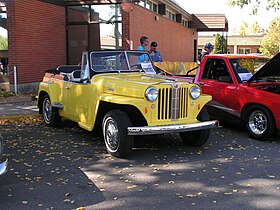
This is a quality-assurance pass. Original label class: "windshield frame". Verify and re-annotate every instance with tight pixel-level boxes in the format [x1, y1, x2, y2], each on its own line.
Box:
[89, 50, 156, 74]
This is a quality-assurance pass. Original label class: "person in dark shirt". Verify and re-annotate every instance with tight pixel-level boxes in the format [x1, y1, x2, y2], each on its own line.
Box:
[149, 41, 162, 62]
[200, 42, 214, 61]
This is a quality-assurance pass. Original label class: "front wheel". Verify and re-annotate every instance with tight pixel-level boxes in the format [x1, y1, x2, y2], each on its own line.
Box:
[245, 105, 275, 141]
[102, 110, 134, 158]
[179, 108, 210, 146]
[42, 95, 61, 127]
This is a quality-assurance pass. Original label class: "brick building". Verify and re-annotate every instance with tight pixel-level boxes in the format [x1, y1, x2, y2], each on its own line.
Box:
[6, 0, 228, 93]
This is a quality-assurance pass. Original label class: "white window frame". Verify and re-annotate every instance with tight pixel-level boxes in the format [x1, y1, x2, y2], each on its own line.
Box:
[182, 19, 189, 27]
[238, 48, 251, 54]
[166, 9, 175, 21]
[137, 0, 158, 13]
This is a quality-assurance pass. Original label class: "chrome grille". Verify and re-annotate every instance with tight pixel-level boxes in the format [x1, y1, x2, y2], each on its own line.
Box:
[158, 85, 188, 120]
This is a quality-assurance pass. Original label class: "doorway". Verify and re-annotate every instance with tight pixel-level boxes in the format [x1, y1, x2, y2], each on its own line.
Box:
[66, 4, 122, 65]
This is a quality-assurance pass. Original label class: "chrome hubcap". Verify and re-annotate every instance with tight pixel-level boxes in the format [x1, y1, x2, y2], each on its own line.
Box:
[248, 110, 267, 135]
[43, 98, 52, 123]
[104, 118, 119, 152]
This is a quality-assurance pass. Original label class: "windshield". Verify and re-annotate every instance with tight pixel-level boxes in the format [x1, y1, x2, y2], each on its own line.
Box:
[229, 58, 269, 82]
[90, 51, 156, 74]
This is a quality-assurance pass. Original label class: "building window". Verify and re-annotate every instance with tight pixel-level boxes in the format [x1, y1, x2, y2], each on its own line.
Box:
[146, 0, 152, 10]
[166, 10, 175, 21]
[138, 0, 145, 7]
[238, 48, 251, 54]
[182, 19, 188, 27]
[137, 0, 158, 13]
[153, 3, 158, 13]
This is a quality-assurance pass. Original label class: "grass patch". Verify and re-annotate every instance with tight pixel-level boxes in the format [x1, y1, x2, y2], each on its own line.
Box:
[0, 91, 16, 98]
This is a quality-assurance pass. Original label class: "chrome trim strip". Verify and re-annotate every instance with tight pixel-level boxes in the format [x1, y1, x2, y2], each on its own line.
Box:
[127, 120, 219, 135]
[207, 100, 241, 117]
[0, 159, 8, 175]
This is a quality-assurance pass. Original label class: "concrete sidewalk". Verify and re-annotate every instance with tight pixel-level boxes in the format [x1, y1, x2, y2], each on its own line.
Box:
[0, 94, 39, 118]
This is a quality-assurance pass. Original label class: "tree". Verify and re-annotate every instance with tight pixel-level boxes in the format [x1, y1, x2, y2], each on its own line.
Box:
[213, 33, 227, 54]
[228, 0, 280, 14]
[250, 22, 265, 34]
[259, 17, 280, 57]
[237, 21, 264, 35]
[239, 21, 249, 35]
[0, 35, 7, 50]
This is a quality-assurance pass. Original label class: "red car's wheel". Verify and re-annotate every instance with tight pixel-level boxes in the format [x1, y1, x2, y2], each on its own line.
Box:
[245, 105, 276, 141]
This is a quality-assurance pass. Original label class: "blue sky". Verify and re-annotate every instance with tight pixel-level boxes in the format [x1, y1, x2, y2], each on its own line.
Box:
[176, 0, 279, 34]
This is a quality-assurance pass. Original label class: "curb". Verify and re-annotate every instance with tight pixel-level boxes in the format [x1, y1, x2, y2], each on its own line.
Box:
[0, 114, 41, 120]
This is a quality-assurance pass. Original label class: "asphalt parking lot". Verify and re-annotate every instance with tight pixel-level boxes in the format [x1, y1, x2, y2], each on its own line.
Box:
[1, 118, 280, 210]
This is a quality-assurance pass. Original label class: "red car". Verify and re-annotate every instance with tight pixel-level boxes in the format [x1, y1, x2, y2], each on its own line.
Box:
[191, 52, 280, 140]
[158, 53, 280, 140]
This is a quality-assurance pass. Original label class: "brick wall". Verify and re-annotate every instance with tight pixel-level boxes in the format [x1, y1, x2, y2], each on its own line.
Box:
[7, 0, 66, 88]
[122, 3, 198, 62]
[121, 3, 131, 50]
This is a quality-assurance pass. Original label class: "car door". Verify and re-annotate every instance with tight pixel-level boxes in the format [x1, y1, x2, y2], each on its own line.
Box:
[62, 82, 90, 122]
[198, 58, 239, 113]
[61, 52, 91, 122]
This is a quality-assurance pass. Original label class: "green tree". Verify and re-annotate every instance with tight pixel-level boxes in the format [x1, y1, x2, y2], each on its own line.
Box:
[213, 33, 227, 54]
[0, 35, 7, 50]
[228, 0, 280, 14]
[259, 17, 280, 57]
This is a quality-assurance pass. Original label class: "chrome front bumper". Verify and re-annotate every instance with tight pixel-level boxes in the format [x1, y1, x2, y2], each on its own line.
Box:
[127, 120, 219, 135]
[0, 159, 8, 175]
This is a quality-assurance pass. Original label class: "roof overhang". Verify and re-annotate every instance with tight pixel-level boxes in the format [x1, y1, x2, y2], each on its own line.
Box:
[190, 14, 228, 32]
[39, 0, 139, 6]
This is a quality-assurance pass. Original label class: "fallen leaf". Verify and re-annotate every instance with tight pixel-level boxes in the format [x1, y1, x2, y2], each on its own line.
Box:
[127, 185, 137, 189]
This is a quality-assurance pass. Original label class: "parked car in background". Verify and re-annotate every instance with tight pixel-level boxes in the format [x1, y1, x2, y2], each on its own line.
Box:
[0, 133, 8, 175]
[162, 53, 280, 141]
[37, 50, 218, 157]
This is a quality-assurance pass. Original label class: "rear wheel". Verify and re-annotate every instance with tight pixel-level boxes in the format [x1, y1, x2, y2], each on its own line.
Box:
[42, 95, 61, 127]
[102, 110, 134, 158]
[245, 105, 275, 141]
[179, 108, 210, 146]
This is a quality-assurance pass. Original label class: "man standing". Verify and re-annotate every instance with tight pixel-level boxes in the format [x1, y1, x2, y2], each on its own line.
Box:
[149, 41, 162, 62]
[137, 36, 149, 63]
[137, 36, 149, 51]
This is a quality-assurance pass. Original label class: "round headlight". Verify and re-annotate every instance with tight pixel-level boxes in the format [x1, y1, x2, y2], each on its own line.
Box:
[190, 86, 201, 100]
[145, 86, 158, 102]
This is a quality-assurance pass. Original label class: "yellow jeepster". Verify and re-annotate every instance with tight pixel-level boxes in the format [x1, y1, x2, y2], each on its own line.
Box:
[37, 50, 218, 157]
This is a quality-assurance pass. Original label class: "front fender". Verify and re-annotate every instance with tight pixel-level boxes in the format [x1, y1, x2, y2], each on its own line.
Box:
[99, 94, 148, 116]
[192, 94, 212, 117]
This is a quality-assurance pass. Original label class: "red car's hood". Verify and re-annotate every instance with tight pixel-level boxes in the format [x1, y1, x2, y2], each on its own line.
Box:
[250, 83, 280, 94]
[248, 52, 280, 84]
